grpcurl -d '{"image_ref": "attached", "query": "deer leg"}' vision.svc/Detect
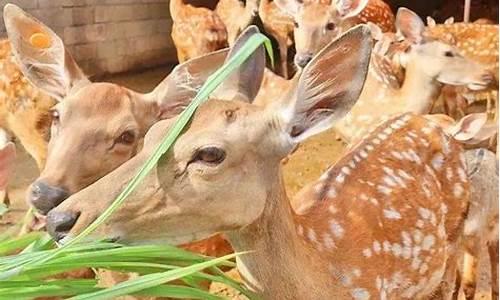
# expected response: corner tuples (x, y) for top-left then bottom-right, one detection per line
(277, 36), (288, 78)
(462, 251), (479, 300)
(488, 239), (499, 300)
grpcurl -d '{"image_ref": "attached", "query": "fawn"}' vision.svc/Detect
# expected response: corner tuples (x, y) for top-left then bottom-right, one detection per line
(48, 25), (469, 299)
(170, 0), (228, 62)
(333, 8), (494, 144)
(275, 0), (395, 67)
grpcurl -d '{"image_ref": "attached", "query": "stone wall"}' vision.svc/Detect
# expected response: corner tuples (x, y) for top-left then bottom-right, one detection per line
(0, 0), (177, 77)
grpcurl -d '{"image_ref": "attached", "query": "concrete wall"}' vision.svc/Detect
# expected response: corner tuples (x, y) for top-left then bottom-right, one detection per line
(0, 0), (177, 77)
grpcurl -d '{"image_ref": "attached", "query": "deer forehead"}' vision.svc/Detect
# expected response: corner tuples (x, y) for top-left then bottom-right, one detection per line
(298, 3), (332, 22)
(63, 83), (135, 117)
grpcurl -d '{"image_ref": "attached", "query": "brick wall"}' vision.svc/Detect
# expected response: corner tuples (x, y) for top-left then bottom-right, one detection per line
(0, 0), (177, 77)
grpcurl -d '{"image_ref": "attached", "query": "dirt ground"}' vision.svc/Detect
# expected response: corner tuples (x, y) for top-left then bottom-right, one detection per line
(0, 66), (494, 299)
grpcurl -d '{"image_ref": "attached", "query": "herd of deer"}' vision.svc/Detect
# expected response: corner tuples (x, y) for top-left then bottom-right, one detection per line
(0, 1), (498, 299)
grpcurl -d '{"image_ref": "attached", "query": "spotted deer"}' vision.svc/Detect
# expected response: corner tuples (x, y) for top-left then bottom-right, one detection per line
(258, 0), (295, 78)
(215, 0), (257, 46)
(47, 25), (469, 299)
(170, 0), (228, 62)
(425, 16), (498, 124)
(4, 3), (233, 257)
(0, 39), (55, 170)
(275, 0), (395, 67)
(333, 8), (494, 145)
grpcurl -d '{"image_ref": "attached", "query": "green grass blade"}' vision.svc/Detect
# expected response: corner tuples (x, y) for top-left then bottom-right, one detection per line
(0, 232), (43, 256)
(68, 253), (239, 300)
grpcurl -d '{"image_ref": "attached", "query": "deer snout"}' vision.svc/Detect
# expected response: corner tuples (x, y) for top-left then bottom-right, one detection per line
(46, 210), (80, 242)
(28, 180), (70, 215)
(294, 53), (313, 68)
(467, 70), (496, 91)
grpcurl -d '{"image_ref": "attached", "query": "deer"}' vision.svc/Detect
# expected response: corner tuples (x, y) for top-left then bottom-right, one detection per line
(258, 0), (295, 78)
(0, 38), (55, 170)
(46, 25), (470, 299)
(424, 112), (499, 300)
(3, 3), (234, 258)
(275, 0), (395, 67)
(215, 0), (258, 46)
(333, 8), (494, 145)
(425, 17), (498, 124)
(169, 0), (228, 63)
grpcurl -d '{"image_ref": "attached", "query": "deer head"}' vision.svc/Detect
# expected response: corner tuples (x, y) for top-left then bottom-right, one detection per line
(3, 4), (229, 215)
(46, 26), (372, 247)
(275, 0), (368, 67)
(394, 8), (494, 90)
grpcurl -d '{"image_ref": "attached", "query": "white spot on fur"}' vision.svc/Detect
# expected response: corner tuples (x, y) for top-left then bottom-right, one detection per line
(329, 220), (344, 238)
(377, 185), (392, 195)
(453, 183), (464, 197)
(422, 235), (436, 250)
(431, 153), (444, 171)
(383, 208), (401, 219)
(373, 241), (381, 254)
(351, 288), (370, 300)
(363, 248), (372, 257)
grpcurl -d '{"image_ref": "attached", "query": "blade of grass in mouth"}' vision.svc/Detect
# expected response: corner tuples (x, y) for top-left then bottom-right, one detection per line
(0, 33), (273, 279)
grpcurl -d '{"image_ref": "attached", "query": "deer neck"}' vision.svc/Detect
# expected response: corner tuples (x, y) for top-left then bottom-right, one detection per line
(396, 60), (442, 114)
(226, 169), (343, 299)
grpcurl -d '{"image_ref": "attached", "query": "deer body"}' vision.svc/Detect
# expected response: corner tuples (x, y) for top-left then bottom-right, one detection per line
(47, 25), (470, 299)
(258, 0), (294, 77)
(334, 9), (493, 145)
(0, 39), (55, 170)
(215, 0), (257, 46)
(170, 0), (228, 62)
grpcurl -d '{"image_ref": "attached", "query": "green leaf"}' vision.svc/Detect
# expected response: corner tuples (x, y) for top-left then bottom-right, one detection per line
(68, 253), (239, 300)
(0, 232), (43, 256)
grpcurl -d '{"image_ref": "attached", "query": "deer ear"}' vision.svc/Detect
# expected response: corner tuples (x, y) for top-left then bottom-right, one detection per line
(280, 25), (372, 142)
(426, 16), (436, 27)
(396, 7), (425, 44)
(3, 4), (89, 101)
(335, 0), (369, 19)
(148, 48), (229, 120)
(275, 0), (300, 16)
(211, 25), (265, 103)
(450, 113), (498, 143)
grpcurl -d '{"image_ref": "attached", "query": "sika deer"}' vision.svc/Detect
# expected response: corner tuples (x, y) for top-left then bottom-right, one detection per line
(4, 3), (235, 257)
(0, 39), (55, 170)
(275, 0), (394, 67)
(425, 17), (498, 123)
(258, 0), (295, 78)
(48, 25), (469, 299)
(333, 8), (494, 144)
(215, 0), (257, 46)
(170, 0), (228, 62)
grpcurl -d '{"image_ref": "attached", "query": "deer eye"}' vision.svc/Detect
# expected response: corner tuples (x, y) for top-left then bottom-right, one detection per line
(326, 22), (335, 30)
(293, 21), (299, 28)
(192, 146), (226, 165)
(116, 130), (136, 145)
(444, 51), (454, 57)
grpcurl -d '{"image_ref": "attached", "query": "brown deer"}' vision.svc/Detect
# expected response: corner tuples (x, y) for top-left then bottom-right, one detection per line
(425, 17), (498, 123)
(333, 8), (494, 144)
(170, 0), (228, 62)
(215, 0), (258, 46)
(275, 0), (395, 67)
(48, 26), (469, 299)
(0, 39), (55, 170)
(4, 3), (234, 257)
(258, 0), (295, 78)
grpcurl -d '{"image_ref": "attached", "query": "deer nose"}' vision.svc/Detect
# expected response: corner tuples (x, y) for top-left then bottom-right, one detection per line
(294, 53), (313, 68)
(46, 210), (80, 241)
(28, 180), (70, 215)
(481, 72), (494, 85)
